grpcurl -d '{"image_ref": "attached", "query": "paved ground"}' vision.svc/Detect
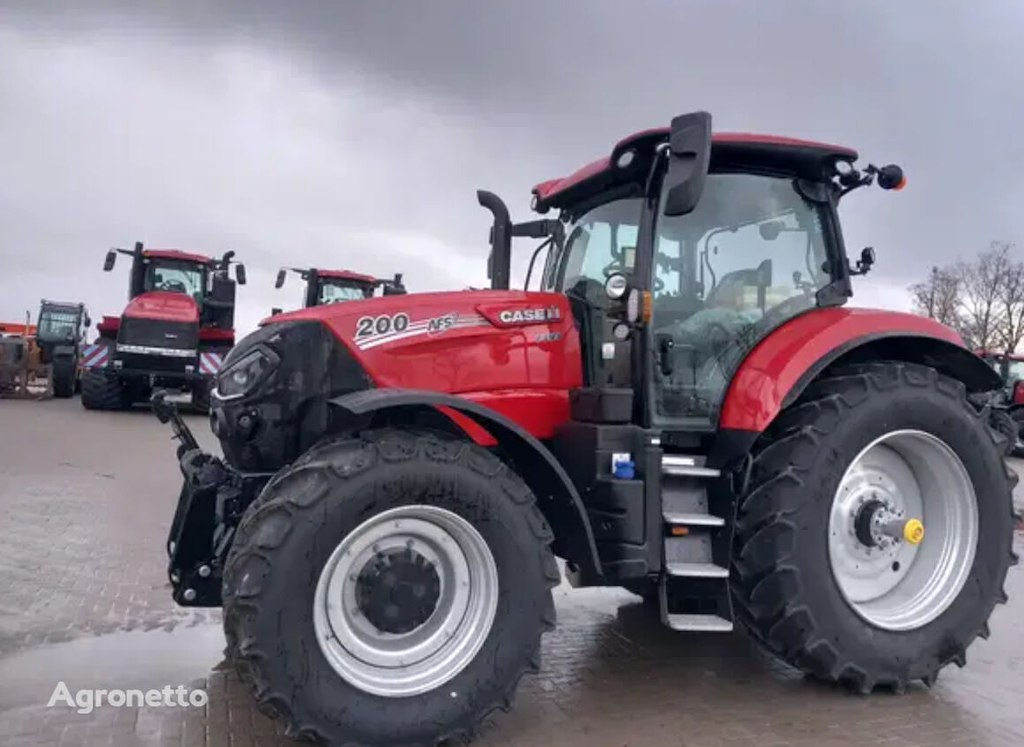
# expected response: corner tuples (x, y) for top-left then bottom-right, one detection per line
(0, 398), (1022, 747)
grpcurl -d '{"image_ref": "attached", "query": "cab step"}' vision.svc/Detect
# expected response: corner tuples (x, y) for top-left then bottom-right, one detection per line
(662, 613), (734, 633)
(662, 454), (721, 478)
(665, 561), (729, 578)
(658, 454), (734, 633)
(662, 511), (725, 527)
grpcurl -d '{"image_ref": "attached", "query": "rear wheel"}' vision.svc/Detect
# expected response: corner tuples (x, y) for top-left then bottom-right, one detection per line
(80, 368), (129, 410)
(222, 429), (559, 746)
(731, 362), (1017, 692)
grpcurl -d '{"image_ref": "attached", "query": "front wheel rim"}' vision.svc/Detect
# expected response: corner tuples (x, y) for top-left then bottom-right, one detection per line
(313, 505), (499, 698)
(828, 429), (979, 632)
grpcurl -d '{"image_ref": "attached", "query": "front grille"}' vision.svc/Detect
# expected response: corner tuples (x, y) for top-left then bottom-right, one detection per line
(117, 352), (196, 375)
(118, 318), (198, 350)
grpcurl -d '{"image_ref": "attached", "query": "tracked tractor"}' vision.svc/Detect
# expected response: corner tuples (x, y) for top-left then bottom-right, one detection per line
(154, 111), (1017, 747)
(83, 242), (246, 412)
(35, 299), (90, 397)
(271, 267), (406, 314)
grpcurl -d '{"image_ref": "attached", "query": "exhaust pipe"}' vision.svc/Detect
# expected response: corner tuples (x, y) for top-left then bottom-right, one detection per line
(477, 190), (511, 291)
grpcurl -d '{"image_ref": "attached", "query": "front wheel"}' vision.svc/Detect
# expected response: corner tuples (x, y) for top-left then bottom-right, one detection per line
(732, 362), (1017, 692)
(222, 429), (559, 746)
(51, 359), (76, 398)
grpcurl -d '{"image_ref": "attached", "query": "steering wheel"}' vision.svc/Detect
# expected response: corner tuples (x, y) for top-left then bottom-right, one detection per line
(162, 280), (188, 293)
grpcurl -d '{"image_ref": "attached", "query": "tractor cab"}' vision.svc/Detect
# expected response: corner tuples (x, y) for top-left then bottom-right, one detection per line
(83, 241), (247, 412)
(104, 244), (247, 331)
(273, 267), (406, 314)
(36, 300), (90, 352)
(481, 113), (903, 436)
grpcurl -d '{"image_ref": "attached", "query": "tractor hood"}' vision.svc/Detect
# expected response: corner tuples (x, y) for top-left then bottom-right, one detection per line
(257, 289), (582, 394)
(210, 289), (583, 471)
(123, 291), (200, 324)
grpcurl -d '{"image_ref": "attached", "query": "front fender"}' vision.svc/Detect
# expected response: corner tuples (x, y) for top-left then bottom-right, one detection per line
(329, 388), (603, 579)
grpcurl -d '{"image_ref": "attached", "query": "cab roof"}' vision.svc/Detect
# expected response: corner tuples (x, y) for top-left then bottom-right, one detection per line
(531, 129), (858, 213)
(318, 269), (379, 284)
(143, 249), (213, 264)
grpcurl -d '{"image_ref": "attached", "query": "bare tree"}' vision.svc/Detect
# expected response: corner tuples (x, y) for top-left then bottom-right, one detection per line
(910, 265), (961, 328)
(993, 241), (1024, 353)
(956, 243), (1012, 351)
(909, 241), (1024, 353)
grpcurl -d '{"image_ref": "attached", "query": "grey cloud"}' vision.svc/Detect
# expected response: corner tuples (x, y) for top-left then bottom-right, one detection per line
(3, 1), (1024, 332)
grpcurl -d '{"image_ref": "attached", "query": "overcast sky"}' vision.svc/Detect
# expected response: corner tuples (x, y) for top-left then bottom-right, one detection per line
(2, 1), (1023, 336)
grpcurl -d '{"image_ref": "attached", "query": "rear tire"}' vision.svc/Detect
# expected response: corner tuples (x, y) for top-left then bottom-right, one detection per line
(51, 359), (76, 398)
(80, 368), (129, 410)
(731, 362), (1017, 692)
(222, 429), (559, 746)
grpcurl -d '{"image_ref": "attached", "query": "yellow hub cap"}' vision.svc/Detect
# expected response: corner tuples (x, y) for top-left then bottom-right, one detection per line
(903, 519), (925, 545)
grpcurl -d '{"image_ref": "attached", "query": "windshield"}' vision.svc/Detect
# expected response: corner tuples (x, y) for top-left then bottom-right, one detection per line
(145, 261), (205, 302)
(548, 196), (642, 297)
(37, 308), (79, 341)
(318, 280), (371, 305)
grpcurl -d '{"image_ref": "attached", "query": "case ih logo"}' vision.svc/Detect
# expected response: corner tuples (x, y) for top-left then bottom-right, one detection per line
(497, 306), (561, 325)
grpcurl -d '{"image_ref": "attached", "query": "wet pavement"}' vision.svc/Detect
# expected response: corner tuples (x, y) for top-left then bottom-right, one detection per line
(1, 398), (1022, 747)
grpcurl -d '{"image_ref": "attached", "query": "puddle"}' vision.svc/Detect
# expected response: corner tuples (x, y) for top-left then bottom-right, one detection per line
(0, 625), (226, 711)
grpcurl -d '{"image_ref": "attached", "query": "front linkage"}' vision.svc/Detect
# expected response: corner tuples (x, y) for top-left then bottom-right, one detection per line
(152, 391), (270, 607)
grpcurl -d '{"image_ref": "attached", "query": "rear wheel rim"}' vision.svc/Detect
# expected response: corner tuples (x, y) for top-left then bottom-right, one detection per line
(313, 505), (499, 698)
(828, 429), (978, 631)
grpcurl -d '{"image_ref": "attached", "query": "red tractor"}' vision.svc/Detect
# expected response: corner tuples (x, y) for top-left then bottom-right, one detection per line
(82, 241), (246, 411)
(271, 267), (406, 314)
(154, 112), (1017, 747)
(976, 350), (1024, 454)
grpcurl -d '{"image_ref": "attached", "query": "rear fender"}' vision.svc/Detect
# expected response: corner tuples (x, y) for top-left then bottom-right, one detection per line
(715, 310), (1002, 467)
(329, 388), (603, 579)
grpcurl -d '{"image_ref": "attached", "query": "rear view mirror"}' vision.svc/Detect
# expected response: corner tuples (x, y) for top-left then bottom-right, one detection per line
(235, 263), (247, 285)
(103, 250), (116, 272)
(84, 315), (92, 328)
(271, 307), (282, 316)
(663, 111), (713, 217)
(275, 269), (287, 289)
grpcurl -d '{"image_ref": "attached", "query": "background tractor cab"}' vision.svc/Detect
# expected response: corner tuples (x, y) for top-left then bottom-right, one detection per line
(271, 267), (406, 314)
(35, 299), (90, 397)
(977, 349), (1024, 453)
(81, 241), (246, 411)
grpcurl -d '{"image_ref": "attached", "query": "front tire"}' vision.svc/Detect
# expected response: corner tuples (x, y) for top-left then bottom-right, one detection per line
(51, 359), (76, 398)
(222, 429), (559, 746)
(731, 362), (1017, 692)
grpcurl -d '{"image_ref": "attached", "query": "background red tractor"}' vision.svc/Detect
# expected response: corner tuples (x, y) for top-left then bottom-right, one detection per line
(82, 241), (246, 411)
(154, 111), (1017, 747)
(976, 350), (1024, 455)
(272, 266), (406, 314)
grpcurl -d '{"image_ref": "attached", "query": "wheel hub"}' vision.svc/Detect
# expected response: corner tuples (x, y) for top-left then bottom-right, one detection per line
(312, 505), (499, 698)
(828, 430), (978, 631)
(355, 547), (442, 634)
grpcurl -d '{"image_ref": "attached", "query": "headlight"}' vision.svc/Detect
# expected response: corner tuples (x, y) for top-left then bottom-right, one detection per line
(214, 348), (277, 401)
